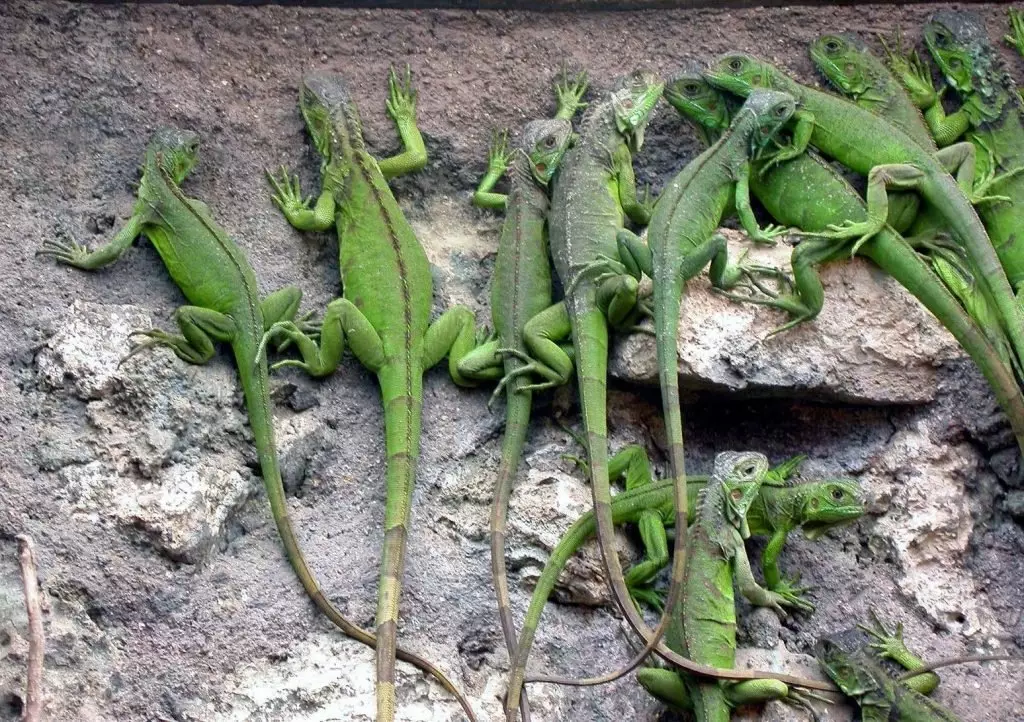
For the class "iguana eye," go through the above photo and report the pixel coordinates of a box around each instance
[544,135,557,148]
[949,58,963,70]
[683,82,700,96]
[824,38,841,53]
[933,29,950,47]
[774,105,788,117]
[831,488,845,501]
[728,58,744,72]
[622,99,635,109]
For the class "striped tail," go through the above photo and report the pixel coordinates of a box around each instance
[375,365,424,722]
[492,382,533,722]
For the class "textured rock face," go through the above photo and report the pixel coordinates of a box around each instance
[2,2,1023,722]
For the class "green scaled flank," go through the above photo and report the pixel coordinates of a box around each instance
[456,68,588,722]
[36,128,478,720]
[260,69,483,722]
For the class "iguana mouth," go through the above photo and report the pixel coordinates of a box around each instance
[802,518,857,540]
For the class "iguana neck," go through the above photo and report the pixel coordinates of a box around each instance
[694,479,728,535]
[577,100,626,158]
[322,101,366,191]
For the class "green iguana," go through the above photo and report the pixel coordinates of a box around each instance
[456,69,588,722]
[816,618,962,721]
[809,32,1019,374]
[635,451,819,722]
[509,447,863,689]
[36,127,477,720]
[259,69,482,722]
[887,12,1024,313]
[663,68,1024,454]
[702,51,1024,378]
[494,71,665,721]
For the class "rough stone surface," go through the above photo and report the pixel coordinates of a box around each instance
[1,2,1022,721]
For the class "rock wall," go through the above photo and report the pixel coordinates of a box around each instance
[1,2,1022,720]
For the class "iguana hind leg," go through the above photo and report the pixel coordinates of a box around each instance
[124,306,236,366]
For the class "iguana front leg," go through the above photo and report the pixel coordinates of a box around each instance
[38,213,147,270]
[758,108,815,174]
[377,65,428,180]
[614,144,655,225]
[553,68,589,121]
[731,527,813,614]
[472,130,513,211]
[857,611,941,696]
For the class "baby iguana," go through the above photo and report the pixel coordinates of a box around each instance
[664,68,1024,454]
[703,51,1024,375]
[456,69,587,722]
[509,449,863,692]
[635,451,818,722]
[809,32,1019,375]
[816,618,962,721]
[36,128,476,716]
[262,69,482,722]
[888,12,1024,314]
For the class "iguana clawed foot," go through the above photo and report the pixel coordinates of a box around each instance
[485,130,514,178]
[858,608,912,663]
[37,234,94,269]
[771,574,815,613]
[385,63,418,127]
[266,166,313,216]
[879,29,940,110]
[627,583,665,615]
[554,66,589,120]
[1006,8,1024,55]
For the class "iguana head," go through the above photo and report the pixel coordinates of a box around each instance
[738,89,797,157]
[703,52,782,98]
[814,633,883,700]
[146,127,200,184]
[796,479,864,540]
[299,73,361,161]
[924,11,991,98]
[609,69,664,153]
[664,64,733,142]
[810,33,873,97]
[716,451,770,539]
[519,118,573,186]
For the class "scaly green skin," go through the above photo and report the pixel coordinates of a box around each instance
[457,71,587,722]
[36,128,477,718]
[816,623,962,721]
[914,12,1024,302]
[666,69,1024,454]
[261,70,481,722]
[511,448,863,687]
[703,51,1024,386]
[809,34,1019,374]
[636,452,815,722]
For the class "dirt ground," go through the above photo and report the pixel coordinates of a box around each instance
[1,1,1023,720]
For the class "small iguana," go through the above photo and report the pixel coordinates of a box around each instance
[809,32,1019,374]
[635,451,819,722]
[663,68,1024,454]
[36,128,477,718]
[261,69,482,722]
[509,447,863,688]
[816,619,963,721]
[456,69,588,722]
[703,51,1024,377]
[888,12,1024,313]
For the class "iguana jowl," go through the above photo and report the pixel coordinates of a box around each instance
[262,70,481,722]
[36,128,477,719]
